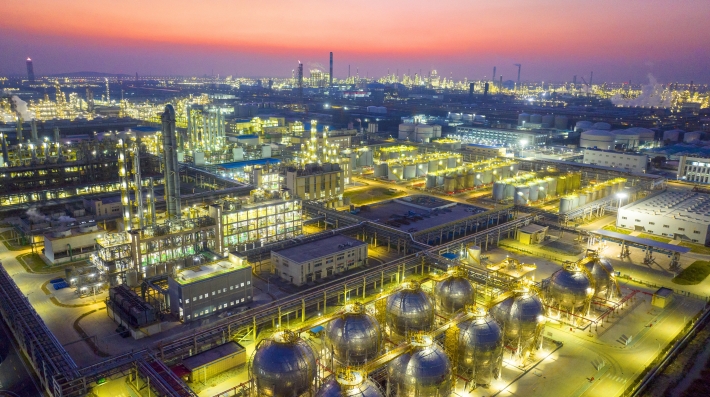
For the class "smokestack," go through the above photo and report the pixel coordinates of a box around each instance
[499,76,503,92]
[297,62,303,105]
[26,58,35,83]
[492,66,496,82]
[1,134,8,165]
[161,104,181,219]
[484,82,489,98]
[30,119,38,143]
[329,52,333,87]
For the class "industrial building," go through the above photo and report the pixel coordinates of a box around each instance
[579,127,657,150]
[168,257,253,322]
[453,126,549,147]
[617,189,710,245]
[43,223,103,263]
[271,234,367,285]
[677,155,710,184]
[582,148,648,173]
[285,163,345,202]
[177,341,246,383]
[397,123,442,142]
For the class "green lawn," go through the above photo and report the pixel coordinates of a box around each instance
[673,260,710,285]
[601,225,632,235]
[17,253,87,273]
[344,187,405,205]
[639,233,672,243]
[680,242,710,255]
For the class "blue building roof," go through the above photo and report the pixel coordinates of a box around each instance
[133,126,161,132]
[238,134,259,139]
[217,158,281,170]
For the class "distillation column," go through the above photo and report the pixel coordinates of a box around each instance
[118,140,132,230]
[132,139,144,229]
[161,104,181,219]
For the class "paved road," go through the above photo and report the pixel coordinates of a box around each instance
[0,315,43,397]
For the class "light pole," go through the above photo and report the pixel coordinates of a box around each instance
[616,192,628,209]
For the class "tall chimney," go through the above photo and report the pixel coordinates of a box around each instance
[329,52,333,87]
[161,104,181,219]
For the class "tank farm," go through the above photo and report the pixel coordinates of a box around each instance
[245,249,625,397]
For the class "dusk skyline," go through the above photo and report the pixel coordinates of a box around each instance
[2,0,710,83]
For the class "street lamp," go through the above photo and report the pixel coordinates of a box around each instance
[616,192,628,208]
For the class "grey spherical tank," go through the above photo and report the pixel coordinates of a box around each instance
[489,284,545,357]
[386,281,434,338]
[315,371,385,397]
[547,264,594,316]
[250,330,317,397]
[584,254,618,299]
[458,308,504,386]
[387,335,453,397]
[434,267,475,316]
[326,303,382,365]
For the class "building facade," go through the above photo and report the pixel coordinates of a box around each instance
[617,190,710,245]
[583,149,648,173]
[271,235,367,286]
[453,126,549,147]
[677,156,710,184]
[285,164,344,201]
[169,258,253,322]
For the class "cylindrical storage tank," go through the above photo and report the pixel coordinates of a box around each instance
[474,171,483,187]
[528,182,539,201]
[570,173,581,190]
[584,256,618,300]
[547,265,594,318]
[388,151,400,160]
[373,163,384,178]
[251,330,317,397]
[436,174,444,187]
[575,120,594,132]
[447,156,458,169]
[433,270,475,316]
[359,149,374,167]
[630,127,656,144]
[530,114,543,124]
[617,179,626,191]
[457,172,466,191]
[482,168,493,184]
[386,281,434,338]
[426,174,438,189]
[511,163,520,174]
[416,162,428,177]
[492,182,506,201]
[570,195,579,209]
[489,287,545,358]
[326,303,381,365]
[433,125,442,138]
[463,114,474,123]
[388,165,402,181]
[554,115,569,130]
[545,177,557,197]
[444,175,456,193]
[315,372,384,397]
[387,336,452,397]
[662,129,682,142]
[458,309,504,386]
[514,185,530,205]
[684,131,702,143]
[518,113,530,126]
[414,125,434,143]
[577,191,587,206]
[537,179,548,198]
[403,164,416,180]
[559,196,573,213]
[613,130,640,149]
[604,183,612,197]
[592,122,611,130]
[126,270,139,287]
[428,159,439,173]
[466,169,475,188]
[495,165,509,180]
[541,114,555,128]
[467,245,482,265]
[504,183,515,200]
[580,130,615,149]
[556,176,567,195]
[398,123,415,140]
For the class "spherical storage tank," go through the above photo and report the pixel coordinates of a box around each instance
[387,335,452,397]
[518,113,530,126]
[580,130,615,149]
[251,330,317,397]
[316,371,384,397]
[489,285,545,357]
[547,264,593,319]
[434,268,475,316]
[584,254,618,300]
[326,303,382,365]
[386,281,434,338]
[574,120,594,132]
[458,308,504,386]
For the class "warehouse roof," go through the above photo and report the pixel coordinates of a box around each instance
[272,234,366,263]
[620,190,710,224]
[182,341,245,371]
[593,230,690,253]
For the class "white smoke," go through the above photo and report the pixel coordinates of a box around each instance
[611,74,672,108]
[11,95,34,120]
[57,215,77,223]
[26,208,49,223]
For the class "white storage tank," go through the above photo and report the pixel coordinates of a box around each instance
[504,183,515,200]
[463,114,474,123]
[426,174,438,189]
[545,177,557,196]
[555,115,569,130]
[373,163,385,177]
[416,162,428,177]
[514,185,530,205]
[388,165,403,181]
[613,130,640,149]
[447,156,458,169]
[428,159,439,173]
[580,130,615,149]
[559,196,574,213]
[575,120,594,132]
[493,182,506,201]
[482,168,493,184]
[398,123,415,140]
[528,182,539,201]
[414,125,434,143]
[577,192,587,206]
[592,122,611,130]
[433,125,442,138]
[518,113,531,126]
[357,149,373,167]
[629,127,655,143]
[403,164,417,179]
